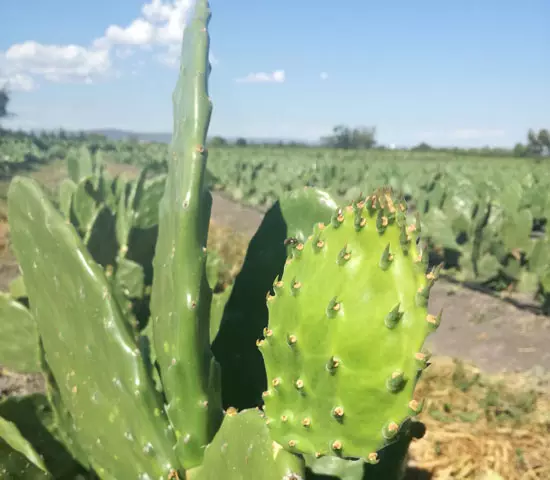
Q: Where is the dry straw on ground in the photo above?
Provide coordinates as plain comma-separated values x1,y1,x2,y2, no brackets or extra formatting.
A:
408,357,550,479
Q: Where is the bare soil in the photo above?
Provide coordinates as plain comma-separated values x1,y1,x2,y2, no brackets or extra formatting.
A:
1,162,550,398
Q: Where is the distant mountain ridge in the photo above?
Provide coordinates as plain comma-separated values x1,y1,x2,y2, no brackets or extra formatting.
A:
86,128,316,145
86,129,171,143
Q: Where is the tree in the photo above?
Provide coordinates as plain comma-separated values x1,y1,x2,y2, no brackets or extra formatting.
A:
320,125,377,149
513,142,529,157
411,142,432,152
523,128,550,157
0,87,10,120
235,137,247,146
526,128,543,156
537,128,550,155
209,135,228,146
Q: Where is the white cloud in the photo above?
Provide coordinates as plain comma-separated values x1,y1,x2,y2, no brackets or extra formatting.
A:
235,70,285,83
3,41,111,84
96,19,156,47
0,0,208,90
93,0,194,50
320,72,328,80
0,73,35,91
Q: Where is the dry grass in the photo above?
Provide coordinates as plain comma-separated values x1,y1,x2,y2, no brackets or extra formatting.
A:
408,357,550,479
207,219,249,288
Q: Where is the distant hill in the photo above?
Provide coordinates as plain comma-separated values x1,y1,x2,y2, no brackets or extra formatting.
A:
85,128,318,146
86,129,172,143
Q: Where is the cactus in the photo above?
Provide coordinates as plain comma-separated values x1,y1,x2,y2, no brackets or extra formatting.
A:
0,1,443,479
259,191,438,460
147,0,222,468
0,292,40,373
188,408,304,479
0,416,49,478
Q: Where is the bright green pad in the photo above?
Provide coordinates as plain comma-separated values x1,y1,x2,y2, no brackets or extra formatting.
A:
260,191,438,460
190,409,305,480
0,292,40,373
7,177,182,478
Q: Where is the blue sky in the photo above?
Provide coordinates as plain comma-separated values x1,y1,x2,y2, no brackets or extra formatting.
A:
1,0,549,147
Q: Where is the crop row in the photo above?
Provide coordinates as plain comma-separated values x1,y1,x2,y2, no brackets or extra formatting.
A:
1,134,549,309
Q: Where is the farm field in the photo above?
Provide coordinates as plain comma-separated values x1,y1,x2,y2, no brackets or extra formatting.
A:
1,131,550,478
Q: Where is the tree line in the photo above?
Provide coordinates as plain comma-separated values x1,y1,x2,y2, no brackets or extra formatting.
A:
1,87,547,158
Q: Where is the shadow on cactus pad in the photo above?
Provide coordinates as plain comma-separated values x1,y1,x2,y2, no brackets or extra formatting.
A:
212,187,338,410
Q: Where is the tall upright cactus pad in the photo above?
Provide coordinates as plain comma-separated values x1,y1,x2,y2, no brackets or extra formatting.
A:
149,0,222,468
7,178,182,478
259,189,441,460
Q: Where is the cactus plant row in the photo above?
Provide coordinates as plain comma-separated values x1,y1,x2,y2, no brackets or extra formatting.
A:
0,1,441,478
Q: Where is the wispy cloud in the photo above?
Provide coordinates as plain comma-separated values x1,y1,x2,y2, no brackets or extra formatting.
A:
0,72,36,92
0,0,213,90
235,70,285,83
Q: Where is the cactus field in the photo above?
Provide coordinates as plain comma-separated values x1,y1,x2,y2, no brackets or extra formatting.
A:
1,1,550,479
2,136,550,312
2,127,550,480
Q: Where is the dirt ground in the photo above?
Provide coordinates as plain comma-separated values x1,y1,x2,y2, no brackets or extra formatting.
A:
1,161,550,386
209,191,550,376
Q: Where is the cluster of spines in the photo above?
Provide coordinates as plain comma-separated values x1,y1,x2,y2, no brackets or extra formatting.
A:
258,188,443,460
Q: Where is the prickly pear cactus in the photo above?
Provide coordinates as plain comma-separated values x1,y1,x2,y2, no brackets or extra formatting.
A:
259,189,441,461
188,408,305,480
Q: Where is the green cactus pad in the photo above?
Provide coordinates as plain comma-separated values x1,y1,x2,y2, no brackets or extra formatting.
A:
84,205,117,267
7,177,182,478
0,393,88,478
115,258,145,299
38,342,91,471
210,286,232,344
8,275,27,300
188,408,305,480
58,178,77,218
259,189,440,460
0,416,49,478
66,147,94,184
71,178,98,234
149,0,222,468
134,175,166,228
0,292,40,373
212,187,338,411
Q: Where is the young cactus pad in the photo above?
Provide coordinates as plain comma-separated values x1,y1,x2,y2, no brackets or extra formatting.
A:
258,189,441,460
